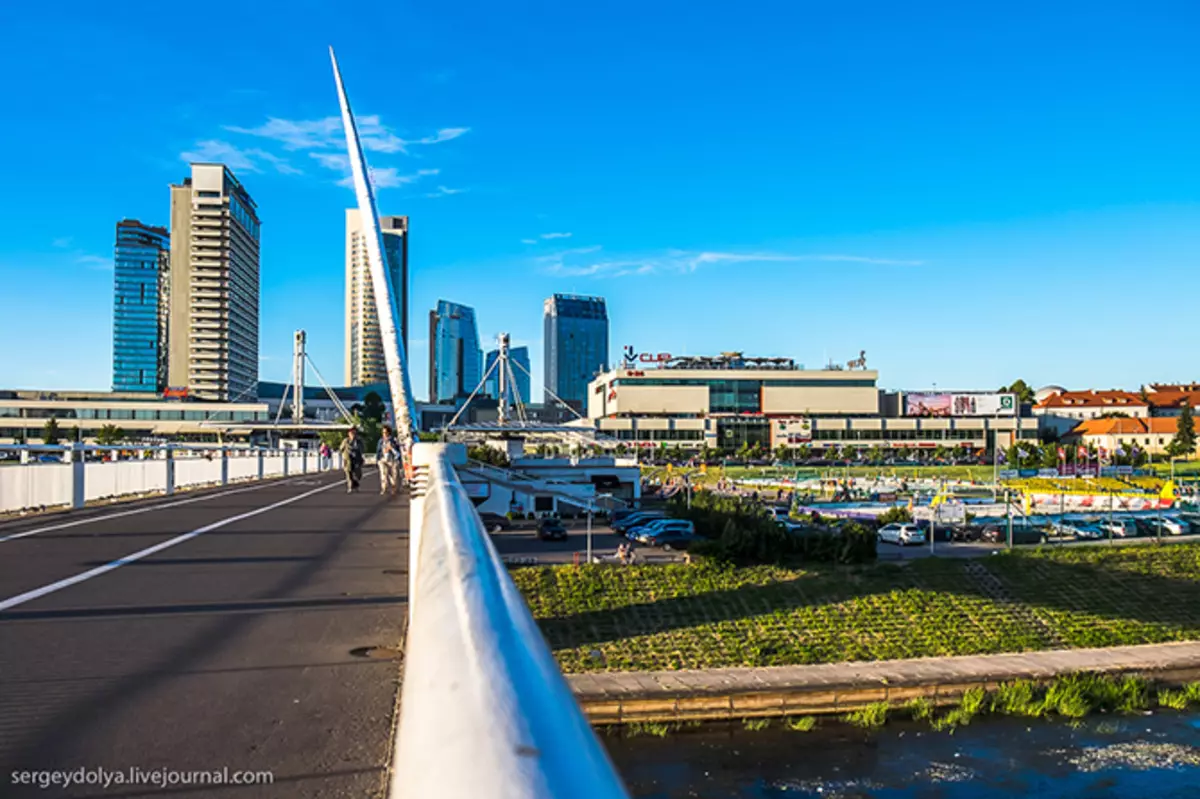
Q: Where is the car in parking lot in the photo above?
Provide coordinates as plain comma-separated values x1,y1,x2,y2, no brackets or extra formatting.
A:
635,521,698,548
1099,519,1137,538
877,523,925,546
980,524,1049,545
613,511,666,534
536,519,568,541
1134,517,1186,536
631,519,694,544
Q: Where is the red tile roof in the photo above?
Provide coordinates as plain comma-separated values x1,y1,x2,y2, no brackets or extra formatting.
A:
1146,390,1200,410
1069,417,1178,437
1034,390,1148,410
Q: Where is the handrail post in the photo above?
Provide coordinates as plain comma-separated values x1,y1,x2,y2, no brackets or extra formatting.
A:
164,447,176,496
220,447,230,486
70,443,85,509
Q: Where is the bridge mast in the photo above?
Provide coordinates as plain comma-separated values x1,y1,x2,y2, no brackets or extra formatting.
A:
329,47,419,452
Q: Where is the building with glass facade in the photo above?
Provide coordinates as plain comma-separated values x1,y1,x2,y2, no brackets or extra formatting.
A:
168,164,261,402
112,220,170,392
543,294,608,414
344,210,408,386
484,346,532,405
428,300,481,403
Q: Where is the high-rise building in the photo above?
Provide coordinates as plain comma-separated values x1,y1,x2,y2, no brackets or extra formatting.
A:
112,220,170,393
344,210,408,386
484,345,532,405
543,294,609,413
428,300,481,403
168,164,261,401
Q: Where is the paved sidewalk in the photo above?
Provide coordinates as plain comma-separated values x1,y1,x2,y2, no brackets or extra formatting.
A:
569,641,1200,723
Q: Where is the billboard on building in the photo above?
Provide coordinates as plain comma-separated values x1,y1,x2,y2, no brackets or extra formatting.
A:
772,418,813,447
904,392,1016,417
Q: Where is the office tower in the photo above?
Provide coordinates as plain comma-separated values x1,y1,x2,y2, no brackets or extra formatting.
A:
484,346,532,405
111,220,170,392
168,163,261,401
543,294,608,413
344,210,408,386
428,300,481,403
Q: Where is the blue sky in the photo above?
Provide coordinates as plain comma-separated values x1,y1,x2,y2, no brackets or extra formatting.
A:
1,1,1197,400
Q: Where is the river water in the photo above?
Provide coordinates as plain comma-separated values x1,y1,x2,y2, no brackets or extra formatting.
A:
604,712,1200,798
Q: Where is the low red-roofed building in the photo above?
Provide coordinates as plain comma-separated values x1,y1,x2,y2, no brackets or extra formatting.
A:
1065,417,1190,457
1144,385,1200,418
1033,389,1149,438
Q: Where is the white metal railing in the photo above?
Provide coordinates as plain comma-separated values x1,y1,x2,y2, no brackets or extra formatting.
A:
393,442,628,799
0,444,343,514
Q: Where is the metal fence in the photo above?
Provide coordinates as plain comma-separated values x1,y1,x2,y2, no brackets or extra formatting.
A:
0,445,342,514
393,442,629,799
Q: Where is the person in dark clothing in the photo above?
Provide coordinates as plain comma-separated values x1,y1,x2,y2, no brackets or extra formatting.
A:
339,428,364,492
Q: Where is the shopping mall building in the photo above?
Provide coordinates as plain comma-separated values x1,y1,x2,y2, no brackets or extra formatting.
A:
581,352,1039,453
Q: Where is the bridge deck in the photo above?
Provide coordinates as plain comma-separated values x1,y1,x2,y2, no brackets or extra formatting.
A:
0,471,408,798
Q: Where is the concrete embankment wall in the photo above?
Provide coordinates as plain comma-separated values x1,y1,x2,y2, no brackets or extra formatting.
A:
568,641,1200,725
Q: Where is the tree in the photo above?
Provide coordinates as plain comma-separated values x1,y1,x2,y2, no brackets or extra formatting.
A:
1039,442,1059,469
774,444,790,462
361,391,387,423
318,428,346,449
95,424,125,446
867,445,884,464
1170,401,1196,458
1000,379,1035,405
796,444,812,462
42,417,62,445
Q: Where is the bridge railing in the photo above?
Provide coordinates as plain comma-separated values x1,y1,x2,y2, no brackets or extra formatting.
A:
0,444,342,514
395,442,628,799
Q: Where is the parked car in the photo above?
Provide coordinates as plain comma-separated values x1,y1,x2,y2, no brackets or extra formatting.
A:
766,506,791,523
877,523,926,546
1099,519,1136,538
632,519,694,544
613,511,666,534
1134,517,1186,536
477,512,512,533
536,519,568,541
980,525,1048,545
642,528,698,550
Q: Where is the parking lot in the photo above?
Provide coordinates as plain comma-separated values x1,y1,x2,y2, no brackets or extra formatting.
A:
489,520,632,565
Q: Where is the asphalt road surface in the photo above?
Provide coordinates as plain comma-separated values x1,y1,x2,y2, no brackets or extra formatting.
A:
0,471,409,798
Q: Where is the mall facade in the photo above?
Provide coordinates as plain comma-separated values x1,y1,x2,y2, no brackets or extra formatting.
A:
582,352,1039,453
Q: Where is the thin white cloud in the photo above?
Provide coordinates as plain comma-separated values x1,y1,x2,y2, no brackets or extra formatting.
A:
75,254,112,271
520,238,538,245
424,185,467,198
309,152,349,171
225,116,468,155
541,249,923,278
336,167,439,190
52,237,73,249
540,232,572,240
180,139,300,175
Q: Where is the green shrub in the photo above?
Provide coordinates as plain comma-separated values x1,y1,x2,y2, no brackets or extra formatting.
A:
844,701,888,729
743,718,771,731
626,722,670,738
786,715,816,732
1042,674,1095,718
991,680,1042,717
1158,689,1189,710
875,506,913,526
905,697,935,721
1186,682,1200,704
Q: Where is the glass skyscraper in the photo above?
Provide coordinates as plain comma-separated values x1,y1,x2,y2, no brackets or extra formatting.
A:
112,219,170,392
543,294,609,413
428,300,482,403
345,211,408,386
484,345,532,405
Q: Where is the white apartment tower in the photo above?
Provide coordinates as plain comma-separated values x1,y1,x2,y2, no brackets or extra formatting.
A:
345,209,408,386
168,164,261,401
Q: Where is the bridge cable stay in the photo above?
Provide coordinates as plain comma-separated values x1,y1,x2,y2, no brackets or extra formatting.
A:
330,47,420,464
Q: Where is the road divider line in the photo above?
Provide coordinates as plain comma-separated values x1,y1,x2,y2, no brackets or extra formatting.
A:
0,480,343,613
0,472,349,544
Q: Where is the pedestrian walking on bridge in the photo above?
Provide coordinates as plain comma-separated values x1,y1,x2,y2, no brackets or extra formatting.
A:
340,428,364,493
377,427,401,496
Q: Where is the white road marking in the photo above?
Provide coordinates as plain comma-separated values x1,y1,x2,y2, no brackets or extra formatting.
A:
0,472,350,544
0,480,343,612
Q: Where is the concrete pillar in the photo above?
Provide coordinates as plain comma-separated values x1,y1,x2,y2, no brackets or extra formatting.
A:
282,449,290,477
70,443,85,509
165,447,176,496
302,449,309,474
257,449,265,480
220,447,229,486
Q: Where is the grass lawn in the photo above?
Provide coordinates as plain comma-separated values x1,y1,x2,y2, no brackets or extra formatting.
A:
512,544,1200,673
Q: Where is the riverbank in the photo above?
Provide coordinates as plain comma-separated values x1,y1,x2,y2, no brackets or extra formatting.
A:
514,544,1200,673
571,641,1200,725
